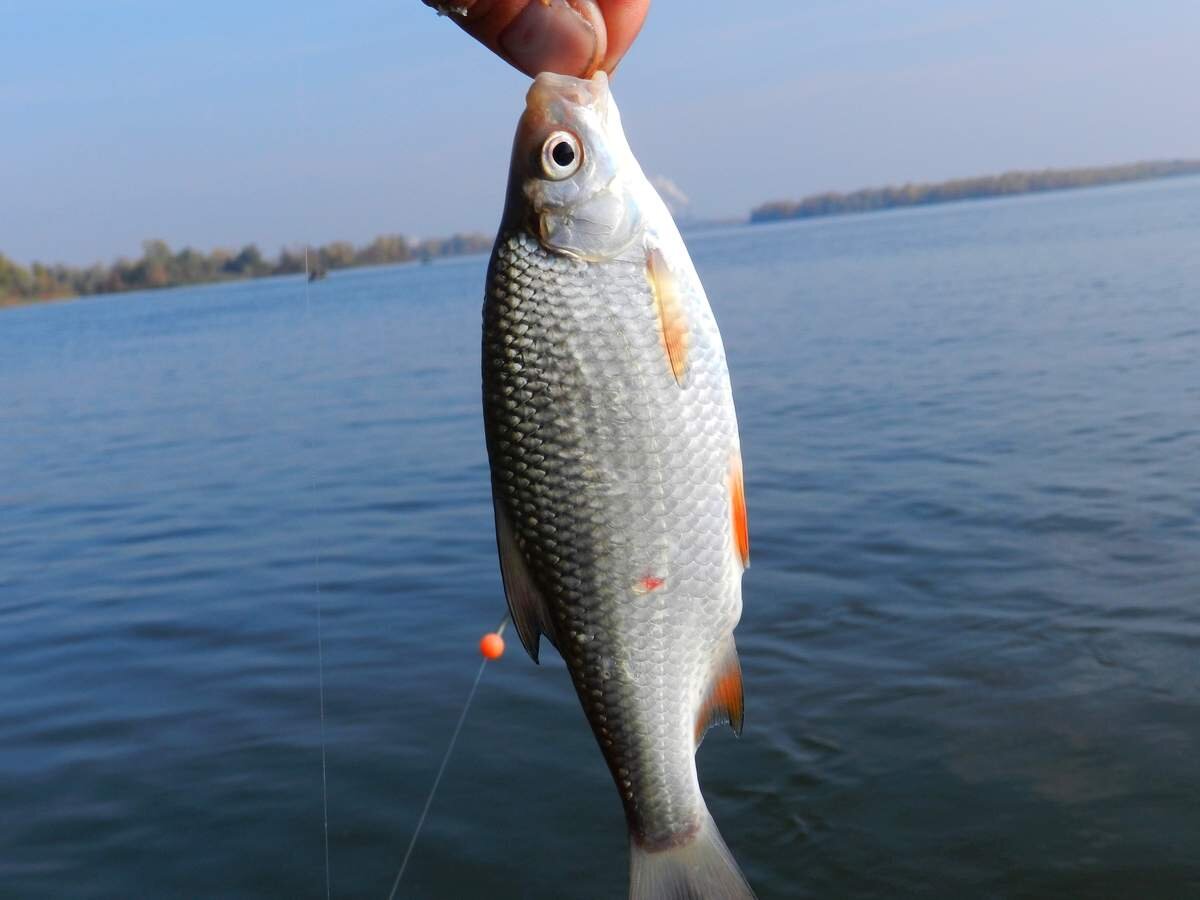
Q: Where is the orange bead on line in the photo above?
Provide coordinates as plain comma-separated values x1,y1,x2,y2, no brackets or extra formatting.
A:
479,632,505,660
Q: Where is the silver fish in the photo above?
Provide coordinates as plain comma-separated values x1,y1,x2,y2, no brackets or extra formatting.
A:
482,71,755,900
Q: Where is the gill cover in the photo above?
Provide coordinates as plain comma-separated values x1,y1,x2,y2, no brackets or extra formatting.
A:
507,72,643,261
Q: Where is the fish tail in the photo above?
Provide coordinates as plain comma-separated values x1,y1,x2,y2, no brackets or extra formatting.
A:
628,811,756,900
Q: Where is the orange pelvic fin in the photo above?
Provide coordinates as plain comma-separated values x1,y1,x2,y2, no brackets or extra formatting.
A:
646,247,689,386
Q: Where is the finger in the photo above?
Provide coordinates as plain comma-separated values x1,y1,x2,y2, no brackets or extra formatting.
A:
426,0,607,79
594,0,650,74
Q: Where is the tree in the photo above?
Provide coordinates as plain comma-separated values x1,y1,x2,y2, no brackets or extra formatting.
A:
0,253,33,299
224,244,266,276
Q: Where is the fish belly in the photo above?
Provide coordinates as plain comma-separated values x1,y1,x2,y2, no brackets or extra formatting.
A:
483,229,743,847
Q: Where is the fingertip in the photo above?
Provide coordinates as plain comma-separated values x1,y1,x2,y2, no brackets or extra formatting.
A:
451,0,607,79
429,0,645,79
595,0,650,73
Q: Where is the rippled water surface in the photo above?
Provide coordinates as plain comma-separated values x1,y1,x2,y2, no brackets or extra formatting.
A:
3,177,1199,898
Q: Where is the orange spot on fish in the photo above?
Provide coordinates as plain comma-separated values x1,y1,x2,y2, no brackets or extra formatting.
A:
646,247,689,385
729,453,749,568
638,575,665,592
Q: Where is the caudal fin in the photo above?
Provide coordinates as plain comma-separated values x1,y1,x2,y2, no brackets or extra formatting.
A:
629,812,756,900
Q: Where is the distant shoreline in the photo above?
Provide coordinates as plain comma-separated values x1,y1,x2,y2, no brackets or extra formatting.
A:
5,158,1199,309
0,233,491,309
749,159,1200,224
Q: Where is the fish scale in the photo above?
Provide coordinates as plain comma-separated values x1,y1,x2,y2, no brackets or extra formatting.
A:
482,72,755,898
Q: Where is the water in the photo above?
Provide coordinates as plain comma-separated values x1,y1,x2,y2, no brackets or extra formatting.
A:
2,176,1199,898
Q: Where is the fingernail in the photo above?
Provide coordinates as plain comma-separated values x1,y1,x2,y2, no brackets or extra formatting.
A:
500,0,605,78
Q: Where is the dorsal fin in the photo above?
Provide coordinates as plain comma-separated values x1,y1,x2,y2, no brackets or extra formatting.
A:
695,637,745,745
493,502,552,663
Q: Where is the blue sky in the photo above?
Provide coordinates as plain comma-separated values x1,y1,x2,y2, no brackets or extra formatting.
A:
2,0,1197,264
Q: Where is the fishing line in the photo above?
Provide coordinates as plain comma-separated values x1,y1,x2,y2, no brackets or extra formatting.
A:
387,617,508,900
293,42,333,897
304,243,334,900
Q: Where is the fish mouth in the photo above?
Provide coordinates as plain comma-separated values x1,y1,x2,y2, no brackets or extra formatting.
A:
523,70,611,130
526,70,610,108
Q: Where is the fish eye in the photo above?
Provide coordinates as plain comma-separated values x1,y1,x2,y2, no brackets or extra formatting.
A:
541,131,582,180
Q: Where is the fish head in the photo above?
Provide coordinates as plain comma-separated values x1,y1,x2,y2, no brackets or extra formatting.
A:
504,71,644,261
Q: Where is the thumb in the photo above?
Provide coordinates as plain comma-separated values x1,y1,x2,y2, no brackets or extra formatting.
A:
425,0,607,78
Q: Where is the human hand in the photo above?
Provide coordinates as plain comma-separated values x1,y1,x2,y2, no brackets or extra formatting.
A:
424,0,650,79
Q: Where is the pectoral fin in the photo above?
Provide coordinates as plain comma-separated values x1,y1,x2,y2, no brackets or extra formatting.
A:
695,638,745,745
493,502,552,663
646,247,690,386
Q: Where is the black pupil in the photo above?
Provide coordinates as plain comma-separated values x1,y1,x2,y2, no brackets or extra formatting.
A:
552,141,575,167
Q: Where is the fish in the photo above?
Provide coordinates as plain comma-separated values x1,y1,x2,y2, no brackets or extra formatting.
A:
482,71,755,900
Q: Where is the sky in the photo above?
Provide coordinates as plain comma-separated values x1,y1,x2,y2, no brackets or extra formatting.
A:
2,0,1198,265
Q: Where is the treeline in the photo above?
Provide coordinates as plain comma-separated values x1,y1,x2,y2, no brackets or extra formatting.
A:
0,232,492,305
750,159,1200,224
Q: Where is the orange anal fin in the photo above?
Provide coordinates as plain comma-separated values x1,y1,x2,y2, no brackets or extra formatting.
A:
729,453,749,568
695,638,745,745
646,247,689,386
